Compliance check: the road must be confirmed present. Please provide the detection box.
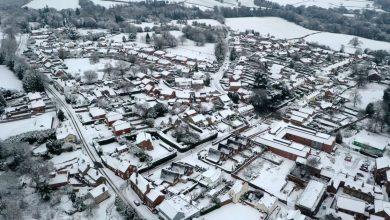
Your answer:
[45,85,157,220]
[212,33,231,95]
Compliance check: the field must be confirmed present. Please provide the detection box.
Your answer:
[0,65,23,91]
[342,83,388,110]
[0,112,55,140]
[266,0,376,10]
[225,17,317,39]
[226,17,390,54]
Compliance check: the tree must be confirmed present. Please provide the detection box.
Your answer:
[383,88,390,103]
[116,61,130,78]
[228,92,240,104]
[366,102,375,115]
[83,70,98,83]
[18,157,54,190]
[340,44,345,53]
[22,70,45,92]
[336,132,343,144]
[179,35,187,45]
[214,41,227,63]
[103,63,113,77]
[122,35,127,42]
[89,52,100,64]
[58,48,68,60]
[349,37,362,48]
[250,89,269,112]
[145,33,151,44]
[350,90,362,108]
[230,46,237,61]
[204,73,211,87]
[57,109,65,121]
[194,61,199,72]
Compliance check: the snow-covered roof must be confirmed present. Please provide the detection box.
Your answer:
[336,196,366,214]
[113,120,131,131]
[89,184,109,199]
[376,156,390,170]
[374,199,390,216]
[136,132,152,144]
[158,195,199,220]
[105,111,123,123]
[296,180,326,211]
[31,99,45,108]
[27,92,42,101]
[89,107,106,118]
[258,193,277,210]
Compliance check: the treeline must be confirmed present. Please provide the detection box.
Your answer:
[374,0,390,12]
[0,32,45,93]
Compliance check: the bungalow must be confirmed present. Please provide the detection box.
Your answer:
[89,107,106,120]
[88,184,111,204]
[157,195,200,220]
[31,99,46,113]
[136,132,153,150]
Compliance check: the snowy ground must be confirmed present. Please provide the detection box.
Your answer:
[342,83,388,110]
[166,31,216,62]
[237,154,295,200]
[225,17,317,39]
[266,0,376,10]
[226,17,390,54]
[305,32,390,53]
[64,58,129,82]
[0,65,23,91]
[0,111,55,140]
[203,203,262,220]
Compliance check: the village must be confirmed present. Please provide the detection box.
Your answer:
[1,13,390,220]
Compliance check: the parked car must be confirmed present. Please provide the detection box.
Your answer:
[133,200,140,206]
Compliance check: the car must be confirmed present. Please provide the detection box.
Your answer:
[356,173,364,177]
[345,155,352,162]
[133,200,140,206]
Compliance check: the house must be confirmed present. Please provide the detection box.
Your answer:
[48,173,68,189]
[160,169,180,186]
[296,180,326,216]
[170,162,193,176]
[200,168,222,188]
[335,196,366,220]
[102,155,136,179]
[157,195,200,220]
[31,99,46,113]
[112,120,131,136]
[129,173,164,209]
[105,112,123,126]
[229,180,249,203]
[375,157,390,183]
[89,107,106,119]
[56,120,78,143]
[88,184,111,204]
[229,82,241,91]
[374,199,390,219]
[27,92,42,101]
[256,193,277,214]
[136,132,153,150]
[175,78,191,88]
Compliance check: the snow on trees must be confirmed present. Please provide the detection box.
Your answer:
[83,70,98,83]
[22,70,45,92]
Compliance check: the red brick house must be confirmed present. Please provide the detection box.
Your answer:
[31,100,46,113]
[105,112,123,126]
[129,173,165,209]
[89,107,106,120]
[102,155,136,179]
[136,132,153,150]
[112,120,131,136]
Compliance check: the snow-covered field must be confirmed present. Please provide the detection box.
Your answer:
[267,0,376,10]
[305,32,390,53]
[64,58,125,81]
[342,83,388,110]
[226,17,390,53]
[0,112,55,140]
[166,31,216,62]
[203,203,261,220]
[24,0,126,10]
[0,65,23,91]
[175,0,257,10]
[225,17,317,39]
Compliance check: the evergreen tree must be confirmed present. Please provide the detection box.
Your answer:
[194,61,198,72]
[365,102,375,115]
[230,46,237,61]
[22,70,45,92]
[57,109,65,121]
[336,132,343,144]
[145,33,151,44]
[0,92,6,114]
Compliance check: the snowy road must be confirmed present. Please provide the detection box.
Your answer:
[46,86,158,220]
[212,34,231,95]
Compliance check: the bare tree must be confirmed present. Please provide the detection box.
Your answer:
[103,63,113,77]
[89,52,100,64]
[84,70,98,83]
[350,90,362,108]
[115,61,130,78]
